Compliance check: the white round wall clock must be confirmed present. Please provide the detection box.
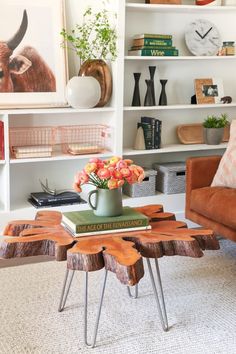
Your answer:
[185,19,221,56]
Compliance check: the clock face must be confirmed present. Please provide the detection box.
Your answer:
[185,19,221,56]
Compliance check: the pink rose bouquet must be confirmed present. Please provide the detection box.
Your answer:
[74,156,145,192]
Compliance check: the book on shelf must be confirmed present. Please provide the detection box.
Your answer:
[131,46,176,51]
[137,122,153,150]
[154,119,162,149]
[133,38,173,47]
[0,121,4,160]
[141,117,155,149]
[29,191,86,207]
[128,48,179,56]
[62,206,150,235]
[133,33,172,40]
[140,117,162,149]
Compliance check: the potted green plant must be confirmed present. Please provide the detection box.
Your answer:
[203,113,229,145]
[61,6,117,108]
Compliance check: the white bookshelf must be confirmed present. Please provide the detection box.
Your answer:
[0,0,234,231]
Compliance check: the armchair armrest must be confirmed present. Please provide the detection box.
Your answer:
[185,155,221,214]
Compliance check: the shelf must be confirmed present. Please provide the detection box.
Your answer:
[123,143,227,156]
[124,103,236,111]
[125,56,236,61]
[126,3,236,13]
[0,107,115,115]
[10,151,113,164]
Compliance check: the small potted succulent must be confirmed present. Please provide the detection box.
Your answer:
[61,6,117,108]
[203,113,229,145]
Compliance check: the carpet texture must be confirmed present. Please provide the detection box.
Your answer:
[0,239,235,354]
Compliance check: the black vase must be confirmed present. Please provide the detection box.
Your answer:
[144,79,155,106]
[149,66,156,106]
[159,79,168,106]
[131,73,141,106]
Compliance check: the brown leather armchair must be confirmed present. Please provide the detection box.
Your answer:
[186,155,236,242]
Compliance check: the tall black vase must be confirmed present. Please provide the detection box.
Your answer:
[149,66,156,105]
[144,79,155,106]
[131,73,141,106]
[159,79,168,106]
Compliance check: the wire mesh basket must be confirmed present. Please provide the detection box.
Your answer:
[59,124,112,155]
[9,126,56,159]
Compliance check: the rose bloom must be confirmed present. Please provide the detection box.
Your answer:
[120,167,132,178]
[107,178,124,189]
[84,162,97,174]
[74,171,89,185]
[107,156,121,167]
[97,168,111,179]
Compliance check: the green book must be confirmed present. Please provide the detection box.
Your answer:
[131,46,176,51]
[133,33,172,40]
[133,38,172,47]
[137,122,153,150]
[62,206,150,235]
[128,48,179,56]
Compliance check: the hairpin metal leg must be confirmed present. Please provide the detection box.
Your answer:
[146,258,168,332]
[127,284,139,299]
[58,269,75,312]
[84,269,108,348]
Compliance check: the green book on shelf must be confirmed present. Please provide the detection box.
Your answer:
[62,206,150,235]
[131,46,175,51]
[133,33,172,40]
[128,48,179,56]
[133,38,173,47]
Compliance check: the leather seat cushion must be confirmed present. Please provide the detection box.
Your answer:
[190,186,236,229]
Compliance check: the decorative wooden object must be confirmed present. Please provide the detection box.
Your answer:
[0,211,74,261]
[177,123,230,144]
[79,59,112,108]
[0,205,219,286]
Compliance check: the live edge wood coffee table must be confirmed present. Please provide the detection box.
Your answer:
[0,204,219,348]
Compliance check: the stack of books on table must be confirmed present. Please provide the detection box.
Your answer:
[128,33,179,57]
[28,191,86,208]
[138,116,162,150]
[62,206,151,237]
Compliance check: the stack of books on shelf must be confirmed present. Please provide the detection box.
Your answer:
[28,191,86,208]
[62,206,151,237]
[128,33,179,57]
[0,121,4,160]
[138,117,162,150]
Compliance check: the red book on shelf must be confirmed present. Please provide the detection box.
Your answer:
[0,121,4,160]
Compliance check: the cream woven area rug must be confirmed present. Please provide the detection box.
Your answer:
[0,239,235,354]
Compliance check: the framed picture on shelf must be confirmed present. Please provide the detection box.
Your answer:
[0,0,68,108]
[194,78,224,104]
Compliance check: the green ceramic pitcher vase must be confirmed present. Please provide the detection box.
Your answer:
[88,188,123,217]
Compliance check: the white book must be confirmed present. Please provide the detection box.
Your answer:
[62,222,152,238]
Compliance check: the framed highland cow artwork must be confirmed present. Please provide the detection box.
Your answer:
[0,0,67,108]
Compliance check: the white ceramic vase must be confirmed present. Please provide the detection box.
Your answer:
[66,76,101,109]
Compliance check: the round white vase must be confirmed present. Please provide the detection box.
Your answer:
[66,76,101,109]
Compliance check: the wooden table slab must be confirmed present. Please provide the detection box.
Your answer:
[0,205,219,285]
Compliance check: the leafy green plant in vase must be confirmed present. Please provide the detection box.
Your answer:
[61,6,117,108]
[203,113,229,145]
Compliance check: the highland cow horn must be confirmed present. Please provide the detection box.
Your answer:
[7,10,28,51]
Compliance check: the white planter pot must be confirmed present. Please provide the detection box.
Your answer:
[66,76,101,109]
